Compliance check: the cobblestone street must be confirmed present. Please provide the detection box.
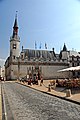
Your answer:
[2,82,80,120]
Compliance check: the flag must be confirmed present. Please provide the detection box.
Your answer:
[35,41,37,49]
[39,42,41,49]
[45,43,47,49]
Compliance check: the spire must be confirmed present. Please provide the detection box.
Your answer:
[22,46,23,51]
[12,11,18,38]
[14,12,18,28]
[63,43,67,51]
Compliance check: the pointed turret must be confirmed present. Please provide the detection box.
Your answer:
[63,43,67,51]
[59,43,68,60]
[12,12,18,38]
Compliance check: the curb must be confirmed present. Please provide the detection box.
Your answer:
[0,82,2,120]
[1,82,14,120]
[17,82,80,105]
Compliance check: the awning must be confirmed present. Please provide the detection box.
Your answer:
[57,66,80,72]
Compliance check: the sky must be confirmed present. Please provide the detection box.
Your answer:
[0,0,80,66]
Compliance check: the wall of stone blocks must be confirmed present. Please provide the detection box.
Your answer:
[42,65,69,79]
[7,64,70,80]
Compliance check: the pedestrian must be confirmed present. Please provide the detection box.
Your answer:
[40,76,43,86]
[36,75,38,85]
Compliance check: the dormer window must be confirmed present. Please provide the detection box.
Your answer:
[13,44,16,49]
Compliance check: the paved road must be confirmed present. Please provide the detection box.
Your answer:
[2,82,80,120]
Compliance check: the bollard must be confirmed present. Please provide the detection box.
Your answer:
[66,89,71,97]
[48,84,51,92]
[31,83,33,86]
[40,82,42,86]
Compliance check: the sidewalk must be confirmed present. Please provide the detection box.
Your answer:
[17,80,80,104]
[0,82,2,120]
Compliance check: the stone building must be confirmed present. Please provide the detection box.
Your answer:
[0,66,2,77]
[5,15,80,80]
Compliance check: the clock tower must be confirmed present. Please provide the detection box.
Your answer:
[10,13,20,61]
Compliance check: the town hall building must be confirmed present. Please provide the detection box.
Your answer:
[5,14,80,80]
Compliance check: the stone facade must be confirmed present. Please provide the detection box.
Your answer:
[0,66,2,77]
[5,15,80,80]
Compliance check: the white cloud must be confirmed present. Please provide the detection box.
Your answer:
[0,59,5,61]
[0,59,5,67]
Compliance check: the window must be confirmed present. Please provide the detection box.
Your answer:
[21,55,23,59]
[73,71,75,76]
[72,56,74,61]
[77,63,79,66]
[29,67,31,70]
[78,72,80,75]
[13,44,16,49]
[13,56,15,59]
[72,63,74,67]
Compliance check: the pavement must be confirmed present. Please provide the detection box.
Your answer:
[2,82,80,120]
[0,80,80,119]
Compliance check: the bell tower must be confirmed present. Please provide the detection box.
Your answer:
[10,12,20,60]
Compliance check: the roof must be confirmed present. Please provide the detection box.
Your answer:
[21,49,56,60]
[69,50,80,57]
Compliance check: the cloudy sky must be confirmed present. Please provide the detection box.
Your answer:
[0,0,80,66]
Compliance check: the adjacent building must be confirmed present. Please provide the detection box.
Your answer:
[0,66,2,77]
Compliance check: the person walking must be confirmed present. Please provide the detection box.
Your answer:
[40,76,43,86]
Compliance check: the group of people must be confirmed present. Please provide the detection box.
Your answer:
[27,74,43,86]
[56,78,80,88]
